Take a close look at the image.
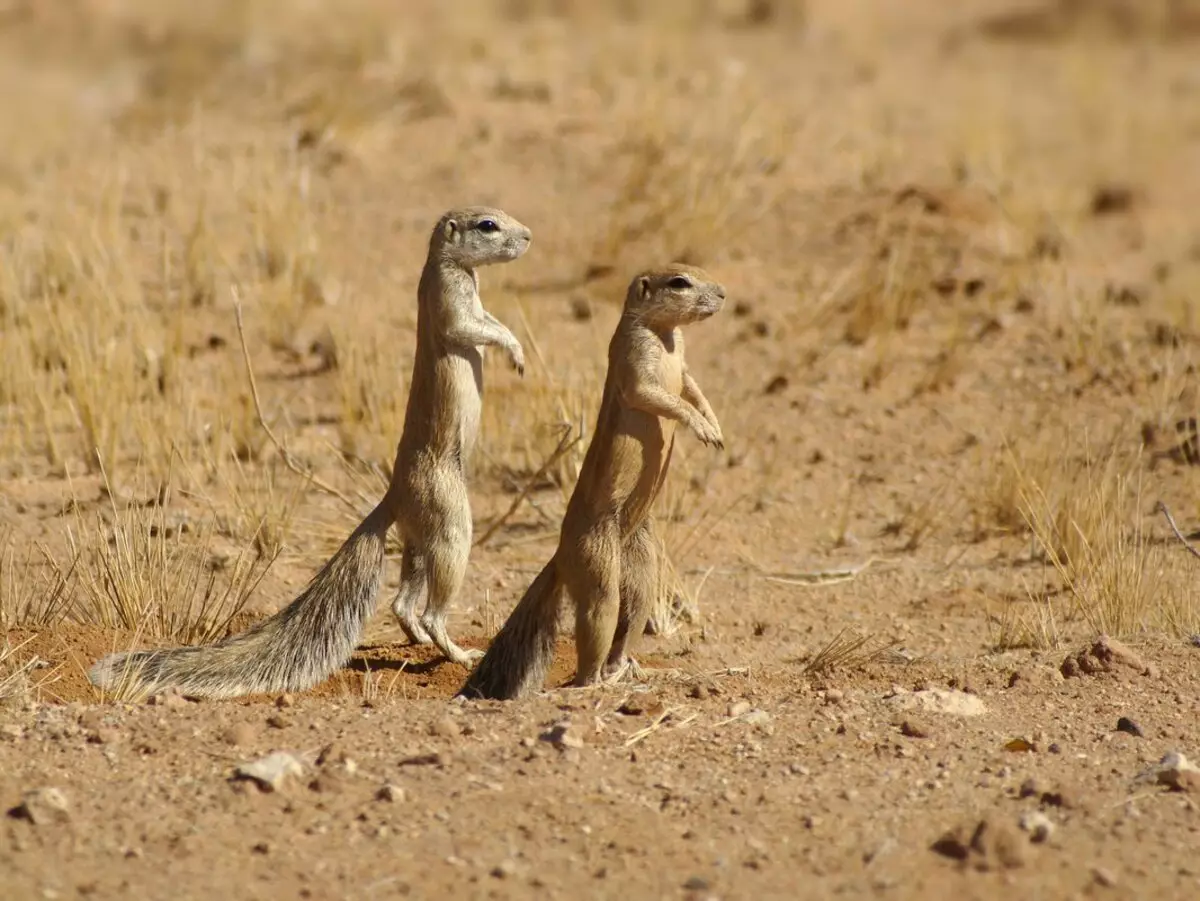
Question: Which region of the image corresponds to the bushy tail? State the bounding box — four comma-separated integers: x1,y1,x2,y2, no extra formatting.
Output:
458,558,561,700
89,503,393,700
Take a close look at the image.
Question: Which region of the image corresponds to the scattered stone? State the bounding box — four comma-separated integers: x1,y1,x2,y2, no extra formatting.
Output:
743,709,773,727
822,689,844,706
376,784,406,803
221,723,256,747
430,716,462,738
900,719,931,739
265,714,290,730
1089,183,1137,216
889,689,986,717
275,693,296,709
727,701,752,718
9,788,70,825
398,752,442,768
86,727,119,745
1018,811,1054,843
539,722,585,750
1092,866,1119,888
617,695,664,717
233,751,306,792
932,817,1027,871
490,859,519,879
1154,752,1200,794
1018,777,1045,799
1061,635,1154,679
148,688,190,709
682,876,711,891
316,741,350,767
1116,717,1143,737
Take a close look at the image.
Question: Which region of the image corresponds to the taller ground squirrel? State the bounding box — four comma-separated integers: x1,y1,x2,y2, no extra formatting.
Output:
91,206,531,698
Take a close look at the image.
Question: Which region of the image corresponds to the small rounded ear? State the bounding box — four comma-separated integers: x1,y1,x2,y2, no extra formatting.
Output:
443,219,459,242
638,276,651,300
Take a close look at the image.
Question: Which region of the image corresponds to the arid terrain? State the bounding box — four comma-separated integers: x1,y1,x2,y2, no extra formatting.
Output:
3,0,1200,898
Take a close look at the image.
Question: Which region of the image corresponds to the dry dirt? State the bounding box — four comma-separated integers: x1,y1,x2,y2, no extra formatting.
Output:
4,0,1200,899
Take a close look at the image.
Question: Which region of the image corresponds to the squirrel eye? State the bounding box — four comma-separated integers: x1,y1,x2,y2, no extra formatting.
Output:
667,276,692,290
476,219,499,233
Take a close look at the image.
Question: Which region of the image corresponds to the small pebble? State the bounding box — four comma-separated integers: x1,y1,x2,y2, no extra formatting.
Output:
234,751,305,792
12,787,70,825
376,784,407,803
221,723,256,747
1018,810,1054,843
540,722,584,750
1115,717,1143,737
431,716,462,738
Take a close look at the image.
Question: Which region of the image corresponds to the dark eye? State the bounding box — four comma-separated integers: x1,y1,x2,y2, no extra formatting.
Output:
476,219,499,233
667,276,692,290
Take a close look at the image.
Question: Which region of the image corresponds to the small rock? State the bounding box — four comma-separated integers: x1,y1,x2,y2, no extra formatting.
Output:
265,714,289,730
1155,752,1200,793
10,788,70,825
376,784,406,803
430,716,462,738
1061,635,1154,679
932,818,1027,870
0,724,24,741
1115,717,1143,737
889,689,986,717
743,709,773,727
233,751,306,792
316,741,350,767
221,723,256,747
727,701,752,718
682,876,711,891
148,688,190,709
617,695,664,717
86,727,119,745
1092,866,1118,888
275,693,296,709
900,719,931,739
490,859,518,879
822,689,844,706
539,722,584,750
1018,777,1044,799
1018,811,1054,843
1089,183,1137,216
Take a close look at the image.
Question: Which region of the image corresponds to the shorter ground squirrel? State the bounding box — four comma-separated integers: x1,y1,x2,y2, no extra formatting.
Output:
458,264,725,701
90,206,531,699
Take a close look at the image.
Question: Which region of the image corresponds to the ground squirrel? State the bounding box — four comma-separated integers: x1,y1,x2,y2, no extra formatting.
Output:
89,206,531,698
458,265,725,701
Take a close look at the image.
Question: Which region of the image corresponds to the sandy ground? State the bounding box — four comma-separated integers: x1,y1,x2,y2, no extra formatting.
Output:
3,1,1200,898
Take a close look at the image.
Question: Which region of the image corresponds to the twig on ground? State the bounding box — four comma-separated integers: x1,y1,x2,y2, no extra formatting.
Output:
475,423,580,548
1155,501,1200,561
231,288,357,514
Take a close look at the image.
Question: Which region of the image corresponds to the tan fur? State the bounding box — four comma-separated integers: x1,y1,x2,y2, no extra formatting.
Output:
90,206,531,699
458,265,725,701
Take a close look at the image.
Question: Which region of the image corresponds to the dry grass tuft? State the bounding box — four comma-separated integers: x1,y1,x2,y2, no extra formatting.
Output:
66,474,278,646
986,428,1200,649
803,626,899,677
